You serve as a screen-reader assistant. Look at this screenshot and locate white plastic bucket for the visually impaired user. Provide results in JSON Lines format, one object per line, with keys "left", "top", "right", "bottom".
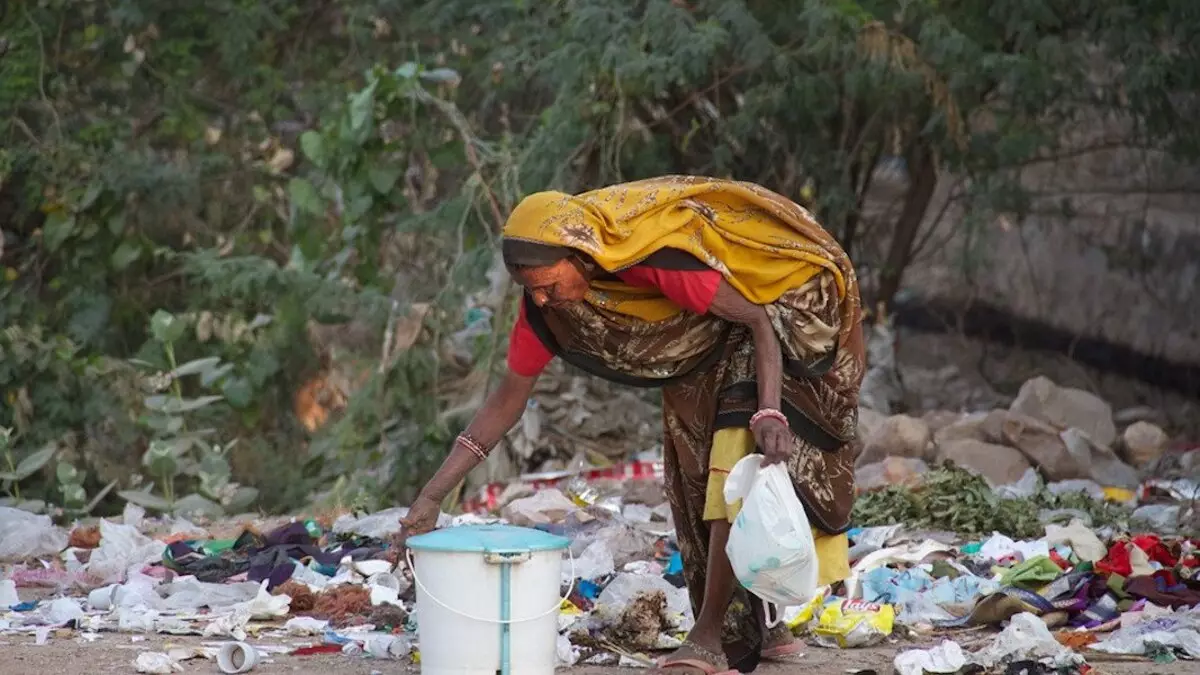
{"left": 407, "top": 524, "right": 572, "bottom": 675}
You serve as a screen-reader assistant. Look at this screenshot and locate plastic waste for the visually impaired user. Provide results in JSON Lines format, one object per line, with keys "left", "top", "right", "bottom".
{"left": 233, "top": 580, "right": 291, "bottom": 619}
{"left": 0, "top": 506, "right": 68, "bottom": 561}
{"left": 159, "top": 577, "right": 261, "bottom": 611}
{"left": 284, "top": 616, "right": 329, "bottom": 636}
{"left": 977, "top": 532, "right": 1049, "bottom": 562}
{"left": 813, "top": 598, "right": 895, "bottom": 648}
{"left": 363, "top": 634, "right": 413, "bottom": 659}
{"left": 333, "top": 506, "right": 452, "bottom": 539}
{"left": 846, "top": 524, "right": 901, "bottom": 561}
{"left": 556, "top": 633, "right": 581, "bottom": 666}
{"left": 569, "top": 540, "right": 616, "bottom": 583}
{"left": 0, "top": 579, "right": 20, "bottom": 607}
{"left": 994, "top": 468, "right": 1040, "bottom": 499}
{"left": 123, "top": 502, "right": 146, "bottom": 529}
{"left": 722, "top": 454, "right": 819, "bottom": 607}
{"left": 38, "top": 597, "right": 84, "bottom": 625}
{"left": 1090, "top": 608, "right": 1200, "bottom": 658}
{"left": 216, "top": 641, "right": 260, "bottom": 673}
{"left": 595, "top": 573, "right": 693, "bottom": 631}
{"left": 971, "top": 612, "right": 1082, "bottom": 668}
{"left": 1131, "top": 504, "right": 1183, "bottom": 533}
{"left": 84, "top": 519, "right": 164, "bottom": 584}
{"left": 134, "top": 652, "right": 182, "bottom": 674}
{"left": 894, "top": 640, "right": 968, "bottom": 675}
{"left": 115, "top": 605, "right": 159, "bottom": 633}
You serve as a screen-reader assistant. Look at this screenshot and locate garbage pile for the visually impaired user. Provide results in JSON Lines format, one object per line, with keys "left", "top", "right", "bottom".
{"left": 1, "top": 371, "right": 1197, "bottom": 673}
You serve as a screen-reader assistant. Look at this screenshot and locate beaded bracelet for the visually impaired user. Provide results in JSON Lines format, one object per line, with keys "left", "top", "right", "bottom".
{"left": 749, "top": 408, "right": 789, "bottom": 430}
{"left": 456, "top": 433, "right": 490, "bottom": 461}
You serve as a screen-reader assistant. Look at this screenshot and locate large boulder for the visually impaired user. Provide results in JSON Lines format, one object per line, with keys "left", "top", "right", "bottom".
{"left": 933, "top": 411, "right": 990, "bottom": 445}
{"left": 855, "top": 457, "right": 930, "bottom": 491}
{"left": 1009, "top": 376, "right": 1117, "bottom": 448}
{"left": 980, "top": 410, "right": 1089, "bottom": 481}
{"left": 1061, "top": 428, "right": 1141, "bottom": 488}
{"left": 1121, "top": 421, "right": 1170, "bottom": 468}
{"left": 857, "top": 414, "right": 934, "bottom": 466}
{"left": 937, "top": 439, "right": 1033, "bottom": 487}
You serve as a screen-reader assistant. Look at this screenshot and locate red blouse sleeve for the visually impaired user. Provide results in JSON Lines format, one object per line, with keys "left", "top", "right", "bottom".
{"left": 506, "top": 301, "right": 554, "bottom": 377}
{"left": 616, "top": 266, "right": 722, "bottom": 314}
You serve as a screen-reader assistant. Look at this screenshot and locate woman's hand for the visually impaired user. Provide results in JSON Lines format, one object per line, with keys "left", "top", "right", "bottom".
{"left": 396, "top": 494, "right": 441, "bottom": 560}
{"left": 754, "top": 416, "right": 795, "bottom": 465}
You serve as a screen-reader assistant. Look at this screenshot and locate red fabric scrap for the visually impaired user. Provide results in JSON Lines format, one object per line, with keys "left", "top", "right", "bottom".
{"left": 1132, "top": 535, "right": 1177, "bottom": 567}
{"left": 1095, "top": 542, "right": 1133, "bottom": 577}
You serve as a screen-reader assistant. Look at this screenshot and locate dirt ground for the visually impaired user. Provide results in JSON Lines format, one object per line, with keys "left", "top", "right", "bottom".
{"left": 0, "top": 631, "right": 1183, "bottom": 675}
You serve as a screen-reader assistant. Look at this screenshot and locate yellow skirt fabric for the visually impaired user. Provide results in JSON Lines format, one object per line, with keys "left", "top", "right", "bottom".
{"left": 703, "top": 427, "right": 850, "bottom": 587}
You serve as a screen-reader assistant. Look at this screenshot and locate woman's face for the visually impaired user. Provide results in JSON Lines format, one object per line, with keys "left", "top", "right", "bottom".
{"left": 513, "top": 258, "right": 589, "bottom": 308}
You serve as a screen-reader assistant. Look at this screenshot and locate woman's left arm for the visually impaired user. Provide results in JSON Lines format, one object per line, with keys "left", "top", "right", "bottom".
{"left": 706, "top": 280, "right": 792, "bottom": 464}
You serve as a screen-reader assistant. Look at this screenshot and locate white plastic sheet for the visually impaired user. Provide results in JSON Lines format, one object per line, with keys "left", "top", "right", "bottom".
{"left": 723, "top": 455, "right": 819, "bottom": 607}
{"left": 0, "top": 507, "right": 68, "bottom": 561}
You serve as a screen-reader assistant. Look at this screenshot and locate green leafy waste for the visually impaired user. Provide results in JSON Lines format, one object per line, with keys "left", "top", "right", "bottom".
{"left": 851, "top": 465, "right": 1134, "bottom": 540}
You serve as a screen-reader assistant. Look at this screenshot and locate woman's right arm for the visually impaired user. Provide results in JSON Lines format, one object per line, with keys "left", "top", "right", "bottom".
{"left": 412, "top": 369, "right": 539, "bottom": 507}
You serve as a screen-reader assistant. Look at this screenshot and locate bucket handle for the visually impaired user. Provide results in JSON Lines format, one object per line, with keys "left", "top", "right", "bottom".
{"left": 405, "top": 547, "right": 577, "bottom": 624}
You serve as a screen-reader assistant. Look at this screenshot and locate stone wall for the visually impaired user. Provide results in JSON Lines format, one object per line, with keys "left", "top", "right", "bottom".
{"left": 868, "top": 116, "right": 1200, "bottom": 365}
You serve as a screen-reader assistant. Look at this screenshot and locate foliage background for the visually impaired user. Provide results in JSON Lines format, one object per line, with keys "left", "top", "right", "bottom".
{"left": 1, "top": 0, "right": 1197, "bottom": 518}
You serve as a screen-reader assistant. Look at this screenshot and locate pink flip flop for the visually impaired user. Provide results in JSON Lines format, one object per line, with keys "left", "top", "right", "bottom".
{"left": 761, "top": 640, "right": 805, "bottom": 661}
{"left": 656, "top": 658, "right": 739, "bottom": 675}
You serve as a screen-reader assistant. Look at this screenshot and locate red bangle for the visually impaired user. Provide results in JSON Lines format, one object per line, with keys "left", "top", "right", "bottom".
{"left": 750, "top": 408, "right": 788, "bottom": 430}
{"left": 456, "top": 434, "right": 490, "bottom": 461}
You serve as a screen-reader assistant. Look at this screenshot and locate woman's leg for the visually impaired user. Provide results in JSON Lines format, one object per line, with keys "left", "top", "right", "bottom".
{"left": 681, "top": 518, "right": 736, "bottom": 650}
{"left": 653, "top": 428, "right": 750, "bottom": 673}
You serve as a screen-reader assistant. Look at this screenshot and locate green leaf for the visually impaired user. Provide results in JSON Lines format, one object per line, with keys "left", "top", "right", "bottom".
{"left": 347, "top": 79, "right": 379, "bottom": 136}
{"left": 368, "top": 164, "right": 403, "bottom": 194}
{"left": 150, "top": 310, "right": 186, "bottom": 344}
{"left": 224, "top": 485, "right": 259, "bottom": 512}
{"left": 55, "top": 461, "right": 79, "bottom": 483}
{"left": 42, "top": 212, "right": 77, "bottom": 252}
{"left": 221, "top": 377, "right": 253, "bottom": 409}
{"left": 394, "top": 62, "right": 418, "bottom": 79}
{"left": 200, "top": 363, "right": 234, "bottom": 387}
{"left": 173, "top": 493, "right": 224, "bottom": 519}
{"left": 12, "top": 443, "right": 57, "bottom": 481}
{"left": 288, "top": 178, "right": 324, "bottom": 216}
{"left": 144, "top": 394, "right": 224, "bottom": 414}
{"left": 111, "top": 241, "right": 142, "bottom": 270}
{"left": 118, "top": 489, "right": 172, "bottom": 511}
{"left": 78, "top": 182, "right": 104, "bottom": 211}
{"left": 171, "top": 356, "right": 222, "bottom": 378}
{"left": 420, "top": 67, "right": 461, "bottom": 85}
{"left": 299, "top": 131, "right": 328, "bottom": 169}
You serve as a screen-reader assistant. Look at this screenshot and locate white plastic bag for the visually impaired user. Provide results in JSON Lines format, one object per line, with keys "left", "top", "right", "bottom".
{"left": 723, "top": 454, "right": 819, "bottom": 607}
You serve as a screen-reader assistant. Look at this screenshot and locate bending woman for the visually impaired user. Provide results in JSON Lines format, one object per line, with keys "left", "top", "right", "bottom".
{"left": 400, "top": 176, "right": 865, "bottom": 674}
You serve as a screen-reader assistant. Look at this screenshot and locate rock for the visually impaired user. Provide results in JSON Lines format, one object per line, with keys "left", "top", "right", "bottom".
{"left": 857, "top": 414, "right": 933, "bottom": 466}
{"left": 921, "top": 410, "right": 965, "bottom": 435}
{"left": 1121, "top": 421, "right": 1169, "bottom": 468}
{"left": 857, "top": 407, "right": 887, "bottom": 442}
{"left": 981, "top": 410, "right": 1088, "bottom": 481}
{"left": 1182, "top": 449, "right": 1200, "bottom": 474}
{"left": 1060, "top": 428, "right": 1140, "bottom": 488}
{"left": 937, "top": 439, "right": 1033, "bottom": 487}
{"left": 1009, "top": 376, "right": 1117, "bottom": 448}
{"left": 855, "top": 457, "right": 930, "bottom": 491}
{"left": 933, "top": 412, "right": 989, "bottom": 445}
{"left": 1113, "top": 406, "right": 1165, "bottom": 427}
